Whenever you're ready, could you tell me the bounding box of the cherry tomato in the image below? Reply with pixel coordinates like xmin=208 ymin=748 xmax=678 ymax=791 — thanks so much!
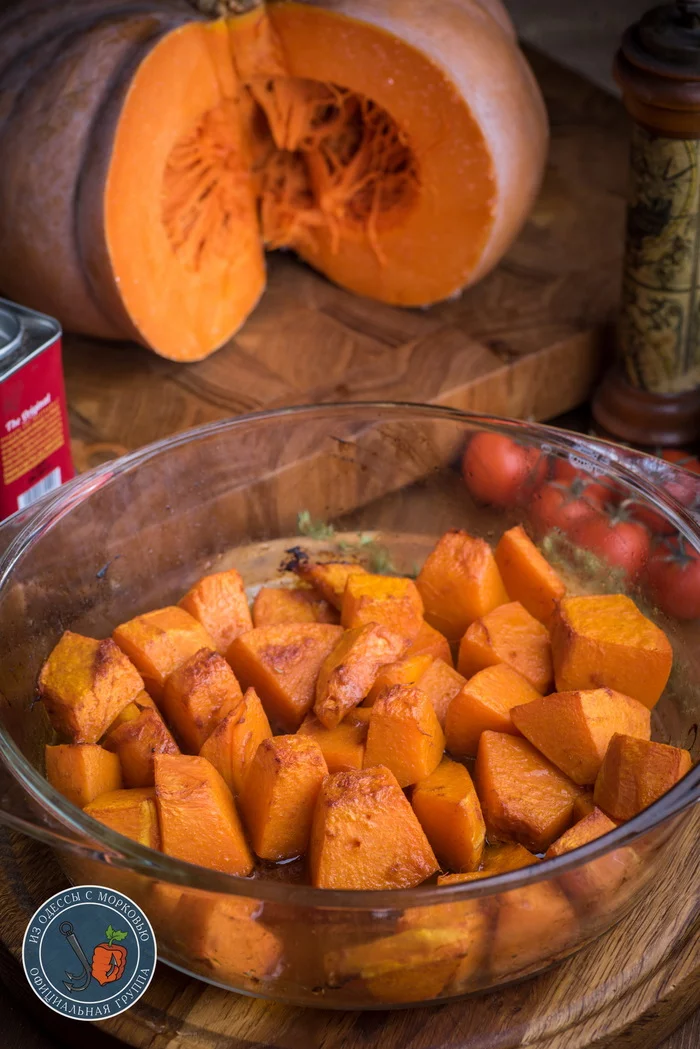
xmin=572 ymin=509 xmax=651 ymax=581
xmin=647 ymin=538 xmax=700 ymax=620
xmin=529 ymin=478 xmax=604 ymax=537
xmin=552 ymin=459 xmax=617 ymax=508
xmin=628 ymin=500 xmax=676 ymax=536
xmin=462 ymin=433 xmax=546 ymax=508
xmin=661 ymin=449 xmax=700 ymax=476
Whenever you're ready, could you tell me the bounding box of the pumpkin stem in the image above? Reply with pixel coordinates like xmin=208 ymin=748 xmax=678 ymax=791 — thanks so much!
xmin=188 ymin=0 xmax=262 ymax=15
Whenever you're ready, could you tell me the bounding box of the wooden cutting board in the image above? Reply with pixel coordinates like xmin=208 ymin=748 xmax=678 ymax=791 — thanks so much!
xmin=64 ymin=48 xmax=628 ymax=475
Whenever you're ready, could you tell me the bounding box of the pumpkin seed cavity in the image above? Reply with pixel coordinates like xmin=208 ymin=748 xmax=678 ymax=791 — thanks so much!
xmin=162 ymin=77 xmax=420 ymax=268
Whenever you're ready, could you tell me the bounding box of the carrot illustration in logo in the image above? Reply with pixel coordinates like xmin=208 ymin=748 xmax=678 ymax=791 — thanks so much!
xmin=91 ymin=925 xmax=128 ymax=985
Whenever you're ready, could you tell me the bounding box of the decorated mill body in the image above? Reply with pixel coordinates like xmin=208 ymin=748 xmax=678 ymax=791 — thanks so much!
xmin=0 ymin=0 xmax=548 ymax=360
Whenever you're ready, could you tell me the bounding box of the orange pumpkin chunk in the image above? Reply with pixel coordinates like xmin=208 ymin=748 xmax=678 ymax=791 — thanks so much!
xmin=179 ymin=568 xmax=252 ymax=656
xmin=412 ymin=757 xmax=485 ymax=872
xmin=437 ymin=842 xmax=539 ymax=884
xmin=103 ymin=690 xmax=156 ymax=735
xmin=490 ymin=882 xmax=577 ymax=979
xmin=310 ymin=766 xmax=438 ymax=889
xmin=46 ymin=743 xmax=122 ymax=809
xmin=174 ymin=894 xmax=282 ymax=983
xmin=296 ymin=710 xmax=368 ymax=772
xmin=240 ymin=734 xmax=328 ymax=861
xmin=314 ymin=623 xmax=406 ymax=729
xmin=495 ymin=524 xmax=566 ymax=626
xmin=546 ymin=806 xmax=638 ymax=904
xmin=365 ymin=653 xmax=433 ymax=705
xmin=551 ymin=594 xmax=672 ymax=710
xmin=162 ymin=648 xmax=243 ymax=752
xmin=545 ymin=806 xmax=616 ymax=859
xmin=593 ymin=734 xmax=692 ymax=821
xmin=364 ymin=684 xmax=445 ymax=787
xmin=295 ymin=560 xmax=368 ymax=609
xmin=474 ymin=731 xmax=583 ymax=852
xmin=445 ymin=664 xmax=540 ymax=758
xmin=103 ymin=706 xmax=179 ymax=788
xmin=112 ymin=607 xmax=216 ymax=701
xmin=458 ymin=600 xmax=553 ymax=693
xmin=573 ymin=791 xmax=596 ymax=821
xmin=227 ymin=623 xmax=343 ymax=731
xmin=326 ymin=901 xmax=486 ymax=1003
xmin=154 ymin=753 xmax=253 ymax=875
xmin=405 ymin=620 xmax=453 ymax=666
xmin=416 ymin=530 xmax=509 ymax=643
xmin=341 ymin=573 xmax=424 ymax=641
xmin=252 ymin=585 xmax=338 ymax=626
xmin=511 ymin=687 xmax=651 ymax=786
xmin=199 ymin=686 xmax=272 ymax=795
xmin=39 ymin=631 xmax=144 ymax=743
xmin=414 ymin=657 xmax=466 ymax=727
xmin=84 ymin=787 xmax=161 ymax=850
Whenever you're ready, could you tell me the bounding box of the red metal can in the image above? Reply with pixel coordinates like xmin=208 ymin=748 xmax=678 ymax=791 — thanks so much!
xmin=0 ymin=297 xmax=74 ymax=521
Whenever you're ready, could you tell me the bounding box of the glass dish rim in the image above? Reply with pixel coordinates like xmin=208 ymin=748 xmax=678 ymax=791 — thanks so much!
xmin=0 ymin=400 xmax=698 ymax=910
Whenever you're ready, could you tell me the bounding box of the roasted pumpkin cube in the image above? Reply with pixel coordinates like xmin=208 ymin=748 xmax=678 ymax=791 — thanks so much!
xmin=458 ymin=600 xmax=553 ymax=693
xmin=412 ymin=757 xmax=485 ymax=871
xmin=39 ymin=631 xmax=144 ymax=743
xmin=84 ymin=787 xmax=160 ymax=849
xmin=593 ymin=734 xmax=692 ymax=820
xmin=240 ymin=734 xmax=328 ymax=861
xmin=364 ymin=684 xmax=445 ymax=787
xmin=310 ymin=766 xmax=438 ymax=889
xmin=112 ymin=606 xmax=215 ymax=701
xmin=573 ymin=791 xmax=596 ymax=821
xmin=103 ymin=706 xmax=179 ymax=787
xmin=46 ymin=743 xmax=122 ymax=808
xmin=445 ymin=663 xmax=540 ymax=758
xmin=227 ymin=623 xmax=343 ymax=731
xmin=474 ymin=731 xmax=583 ymax=852
xmin=295 ymin=560 xmax=368 ymax=608
xmin=162 ymin=648 xmax=243 ymax=752
xmin=546 ymin=807 xmax=639 ymax=905
xmin=199 ymin=686 xmax=271 ymax=795
xmin=252 ymin=585 xmax=338 ymax=627
xmin=179 ymin=567 xmax=252 ymax=655
xmin=551 ymin=594 xmax=673 ymax=709
xmin=365 ymin=653 xmax=433 ymax=705
xmin=103 ymin=690 xmax=156 ymax=736
xmin=405 ymin=620 xmax=453 ymax=666
xmin=154 ymin=753 xmax=253 ymax=875
xmin=173 ymin=893 xmax=282 ymax=983
xmin=437 ymin=842 xmax=539 ymax=884
xmin=341 ymin=573 xmax=424 ymax=641
xmin=325 ymin=907 xmax=486 ymax=1004
xmin=296 ymin=709 xmax=368 ymax=772
xmin=416 ymin=530 xmax=509 ymax=642
xmin=414 ymin=657 xmax=466 ymax=727
xmin=546 ymin=806 xmax=616 ymax=859
xmin=490 ymin=882 xmax=577 ymax=979
xmin=495 ymin=524 xmax=566 ymax=626
xmin=392 ymin=899 xmax=489 ymax=1000
xmin=314 ymin=622 xmax=406 ymax=729
xmin=511 ymin=687 xmax=650 ymax=785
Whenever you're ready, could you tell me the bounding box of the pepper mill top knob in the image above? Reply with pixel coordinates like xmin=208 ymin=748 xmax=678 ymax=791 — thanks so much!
xmin=624 ymin=0 xmax=700 ymax=71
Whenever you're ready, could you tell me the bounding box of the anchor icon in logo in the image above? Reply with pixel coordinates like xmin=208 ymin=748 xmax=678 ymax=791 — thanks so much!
xmin=59 ymin=921 xmax=128 ymax=991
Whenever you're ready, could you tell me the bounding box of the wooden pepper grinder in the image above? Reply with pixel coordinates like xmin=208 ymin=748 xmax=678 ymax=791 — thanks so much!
xmin=593 ymin=0 xmax=700 ymax=445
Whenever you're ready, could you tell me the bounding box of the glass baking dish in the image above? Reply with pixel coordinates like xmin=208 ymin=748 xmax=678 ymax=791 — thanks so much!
xmin=0 ymin=403 xmax=697 ymax=1008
